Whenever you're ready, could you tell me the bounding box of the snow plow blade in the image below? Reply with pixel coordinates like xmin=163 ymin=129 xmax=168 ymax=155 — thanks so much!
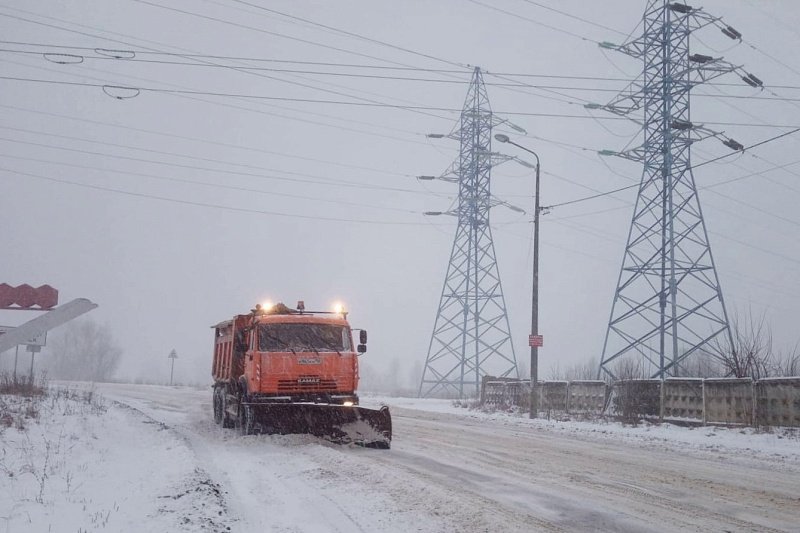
xmin=252 ymin=403 xmax=392 ymax=448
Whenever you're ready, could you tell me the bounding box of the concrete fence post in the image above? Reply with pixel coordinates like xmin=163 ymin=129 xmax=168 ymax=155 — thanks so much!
xmin=702 ymin=379 xmax=707 ymax=425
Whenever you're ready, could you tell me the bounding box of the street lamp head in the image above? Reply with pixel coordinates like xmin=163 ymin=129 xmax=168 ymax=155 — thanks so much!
xmin=494 ymin=133 xmax=510 ymax=143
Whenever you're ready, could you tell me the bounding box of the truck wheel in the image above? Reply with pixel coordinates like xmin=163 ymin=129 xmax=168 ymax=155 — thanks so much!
xmin=221 ymin=391 xmax=235 ymax=429
xmin=239 ymin=403 xmax=255 ymax=436
xmin=213 ymin=387 xmax=224 ymax=425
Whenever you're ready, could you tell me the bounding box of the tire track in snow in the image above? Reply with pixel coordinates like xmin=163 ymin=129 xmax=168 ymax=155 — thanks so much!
xmin=387 ymin=409 xmax=800 ymax=532
xmin=99 ymin=385 xmax=437 ymax=532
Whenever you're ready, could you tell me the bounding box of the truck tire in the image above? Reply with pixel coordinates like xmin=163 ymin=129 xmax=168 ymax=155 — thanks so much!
xmin=213 ymin=387 xmax=224 ymax=425
xmin=239 ymin=403 xmax=255 ymax=436
xmin=221 ymin=390 xmax=235 ymax=429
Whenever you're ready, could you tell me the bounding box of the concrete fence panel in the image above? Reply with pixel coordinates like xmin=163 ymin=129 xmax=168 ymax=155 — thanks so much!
xmin=611 ymin=379 xmax=661 ymax=419
xmin=506 ymin=380 xmax=531 ymax=409
xmin=567 ymin=380 xmax=607 ymax=414
xmin=479 ymin=376 xmax=800 ymax=428
xmin=663 ymin=378 xmax=704 ymax=422
xmin=481 ymin=376 xmax=530 ymax=409
xmin=703 ymin=378 xmax=754 ymax=425
xmin=539 ymin=381 xmax=568 ymax=413
xmin=482 ymin=380 xmax=510 ymax=407
xmin=755 ymin=378 xmax=800 ymax=427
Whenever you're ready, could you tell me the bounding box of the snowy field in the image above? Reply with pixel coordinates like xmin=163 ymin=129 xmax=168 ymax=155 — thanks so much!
xmin=2 ymin=383 xmax=799 ymax=532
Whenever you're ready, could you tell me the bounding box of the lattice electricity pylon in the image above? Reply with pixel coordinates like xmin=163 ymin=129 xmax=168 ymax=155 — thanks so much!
xmin=418 ymin=67 xmax=523 ymax=398
xmin=591 ymin=1 xmax=761 ymax=380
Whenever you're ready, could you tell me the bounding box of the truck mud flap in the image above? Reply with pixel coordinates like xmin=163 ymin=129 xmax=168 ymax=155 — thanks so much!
xmin=252 ymin=404 xmax=392 ymax=449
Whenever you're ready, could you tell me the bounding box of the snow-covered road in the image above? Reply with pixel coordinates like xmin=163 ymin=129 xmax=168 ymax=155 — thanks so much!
xmin=95 ymin=383 xmax=800 ymax=532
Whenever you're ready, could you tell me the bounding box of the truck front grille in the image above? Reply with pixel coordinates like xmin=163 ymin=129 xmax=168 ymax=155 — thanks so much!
xmin=277 ymin=378 xmax=337 ymax=392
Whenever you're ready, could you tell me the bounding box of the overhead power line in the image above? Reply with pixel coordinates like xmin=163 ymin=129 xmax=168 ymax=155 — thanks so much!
xmin=1 ymin=167 xmax=441 ymax=226
xmin=0 ymin=73 xmax=597 ymax=116
xmin=516 ymin=0 xmax=628 ymax=36
xmin=0 ymin=130 xmax=436 ymax=197
xmin=0 ymin=7 xmax=459 ymax=123
xmin=0 ymin=151 xmax=422 ymax=214
xmin=7 ymin=73 xmax=797 ymax=127
xmin=0 ymin=102 xmax=415 ymax=179
xmin=548 ymin=126 xmax=800 ymax=209
xmin=225 ymin=0 xmax=467 ymax=69
xmin=12 ymin=37 xmax=800 ymax=91
xmin=465 ymin=0 xmax=599 ymax=43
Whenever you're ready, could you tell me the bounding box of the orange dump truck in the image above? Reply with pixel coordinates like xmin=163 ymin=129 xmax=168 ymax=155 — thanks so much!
xmin=211 ymin=301 xmax=391 ymax=448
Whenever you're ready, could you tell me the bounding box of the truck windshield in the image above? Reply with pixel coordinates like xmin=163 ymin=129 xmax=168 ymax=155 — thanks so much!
xmin=259 ymin=323 xmax=351 ymax=353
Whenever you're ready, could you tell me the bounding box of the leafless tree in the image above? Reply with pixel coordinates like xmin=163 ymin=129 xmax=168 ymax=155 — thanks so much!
xmin=712 ymin=310 xmax=773 ymax=379
xmin=44 ymin=319 xmax=122 ymax=382
xmin=672 ymin=351 xmax=724 ymax=378
xmin=546 ymin=357 xmax=598 ymax=381
xmin=773 ymin=345 xmax=800 ymax=377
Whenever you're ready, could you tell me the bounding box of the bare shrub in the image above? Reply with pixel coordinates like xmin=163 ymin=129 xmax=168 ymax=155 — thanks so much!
xmin=610 ymin=358 xmax=658 ymax=424
xmin=713 ymin=309 xmax=773 ymax=379
xmin=452 ymin=398 xmax=482 ymax=409
xmin=773 ymin=347 xmax=800 ymax=377
xmin=0 ymin=371 xmax=46 ymax=397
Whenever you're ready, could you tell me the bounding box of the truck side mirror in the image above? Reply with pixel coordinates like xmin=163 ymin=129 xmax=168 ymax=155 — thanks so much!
xmin=359 ymin=330 xmax=367 ymax=344
xmin=357 ymin=344 xmax=367 ymax=354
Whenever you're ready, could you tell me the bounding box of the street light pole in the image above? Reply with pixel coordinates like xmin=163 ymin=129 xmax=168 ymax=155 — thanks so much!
xmin=495 ymin=134 xmax=541 ymax=419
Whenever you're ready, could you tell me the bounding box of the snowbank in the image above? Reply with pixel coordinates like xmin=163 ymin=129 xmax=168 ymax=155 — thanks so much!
xmin=363 ymin=394 xmax=800 ymax=465
xmin=0 ymin=385 xmax=232 ymax=532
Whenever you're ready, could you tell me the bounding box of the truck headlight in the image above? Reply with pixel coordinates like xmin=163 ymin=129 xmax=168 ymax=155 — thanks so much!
xmin=342 ymin=401 xmax=354 ymax=407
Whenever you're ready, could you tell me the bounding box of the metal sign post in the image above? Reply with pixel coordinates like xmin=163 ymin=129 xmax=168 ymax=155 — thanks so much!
xmin=2 ymin=326 xmax=47 ymax=381
xmin=168 ymin=349 xmax=178 ymax=386
xmin=13 ymin=345 xmax=19 ymax=381
xmin=28 ymin=344 xmax=41 ymax=381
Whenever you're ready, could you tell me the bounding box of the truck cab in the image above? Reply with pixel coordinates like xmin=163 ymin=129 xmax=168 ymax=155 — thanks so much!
xmin=246 ymin=312 xmax=360 ymax=405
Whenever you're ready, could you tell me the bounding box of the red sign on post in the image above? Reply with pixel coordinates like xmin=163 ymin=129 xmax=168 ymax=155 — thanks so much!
xmin=529 ymin=335 xmax=544 ymax=347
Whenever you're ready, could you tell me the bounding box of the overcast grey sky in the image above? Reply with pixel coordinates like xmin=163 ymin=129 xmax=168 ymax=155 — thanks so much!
xmin=2 ymin=0 xmax=799 ymax=386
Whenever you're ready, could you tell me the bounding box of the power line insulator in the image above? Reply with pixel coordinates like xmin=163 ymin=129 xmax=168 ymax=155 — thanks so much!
xmin=721 ymin=26 xmax=742 ymax=40
xmin=747 ymin=73 xmax=763 ymax=87
xmin=669 ymin=3 xmax=693 ymax=13
xmin=689 ymin=54 xmax=714 ymax=64
xmin=723 ymin=138 xmax=744 ymax=151
xmin=741 ymin=73 xmax=764 ymax=88
xmin=671 ymin=120 xmax=694 ymax=130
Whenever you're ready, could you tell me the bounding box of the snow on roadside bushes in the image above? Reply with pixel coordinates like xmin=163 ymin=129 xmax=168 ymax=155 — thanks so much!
xmin=0 ymin=378 xmax=233 ymax=532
